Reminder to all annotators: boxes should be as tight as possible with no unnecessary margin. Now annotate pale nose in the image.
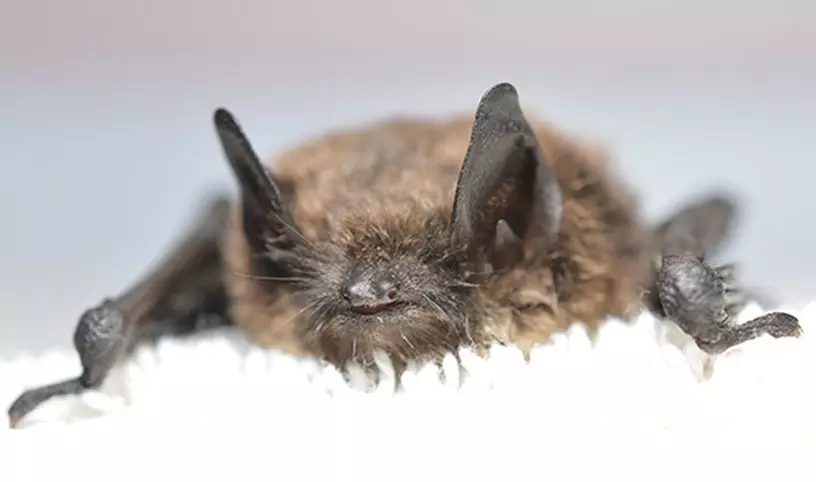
[340,271,400,313]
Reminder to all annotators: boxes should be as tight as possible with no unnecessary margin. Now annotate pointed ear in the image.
[450,82,563,269]
[654,194,737,258]
[213,108,301,256]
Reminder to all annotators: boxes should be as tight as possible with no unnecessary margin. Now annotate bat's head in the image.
[213,83,564,366]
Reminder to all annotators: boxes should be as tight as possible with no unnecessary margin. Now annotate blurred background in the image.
[1,0,813,356]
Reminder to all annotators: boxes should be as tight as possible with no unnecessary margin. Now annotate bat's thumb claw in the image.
[768,312,804,339]
[8,415,21,429]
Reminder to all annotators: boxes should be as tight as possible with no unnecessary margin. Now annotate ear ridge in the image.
[451,82,563,267]
[213,108,300,254]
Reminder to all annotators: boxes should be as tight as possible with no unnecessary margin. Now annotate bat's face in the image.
[237,208,477,365]
[214,82,566,364]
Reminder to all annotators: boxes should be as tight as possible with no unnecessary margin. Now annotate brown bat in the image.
[7,82,802,428]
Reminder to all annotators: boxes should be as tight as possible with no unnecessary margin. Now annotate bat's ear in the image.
[213,108,301,257]
[654,194,738,258]
[450,83,563,271]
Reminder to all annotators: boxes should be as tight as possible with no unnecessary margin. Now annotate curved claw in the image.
[760,312,804,338]
[7,378,85,428]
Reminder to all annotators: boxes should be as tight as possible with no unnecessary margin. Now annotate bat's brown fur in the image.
[224,114,656,368]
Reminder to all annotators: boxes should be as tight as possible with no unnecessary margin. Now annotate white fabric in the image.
[1,302,815,480]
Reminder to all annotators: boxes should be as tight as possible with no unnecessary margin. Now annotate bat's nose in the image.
[340,271,400,313]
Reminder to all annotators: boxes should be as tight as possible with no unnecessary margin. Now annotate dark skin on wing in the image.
[6,196,234,428]
[7,84,803,429]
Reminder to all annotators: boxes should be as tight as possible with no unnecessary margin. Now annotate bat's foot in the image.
[656,253,803,356]
[7,300,129,429]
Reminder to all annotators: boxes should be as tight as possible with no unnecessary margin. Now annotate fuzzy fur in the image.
[224,113,656,369]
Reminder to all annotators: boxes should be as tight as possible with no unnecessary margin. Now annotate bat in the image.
[7,82,802,428]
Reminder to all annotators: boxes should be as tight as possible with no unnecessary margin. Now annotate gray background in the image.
[1,0,813,357]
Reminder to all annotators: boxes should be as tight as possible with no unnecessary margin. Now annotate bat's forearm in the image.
[7,193,235,428]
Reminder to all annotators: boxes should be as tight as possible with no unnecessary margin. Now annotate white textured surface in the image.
[1,302,815,479]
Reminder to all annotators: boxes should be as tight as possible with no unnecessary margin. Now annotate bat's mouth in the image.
[353,304,390,315]
[350,299,406,315]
